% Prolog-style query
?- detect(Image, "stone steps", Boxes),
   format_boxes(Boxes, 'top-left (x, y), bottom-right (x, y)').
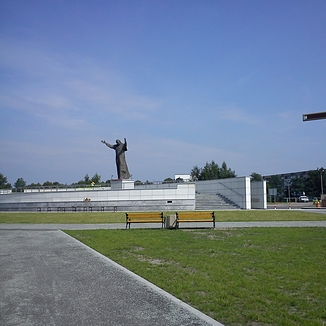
top-left (195, 193), bottom-right (240, 210)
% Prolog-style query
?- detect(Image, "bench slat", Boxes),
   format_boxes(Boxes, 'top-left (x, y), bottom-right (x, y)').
top-left (127, 219), bottom-right (163, 223)
top-left (176, 219), bottom-right (213, 222)
top-left (175, 212), bottom-right (215, 229)
top-left (125, 212), bottom-right (164, 229)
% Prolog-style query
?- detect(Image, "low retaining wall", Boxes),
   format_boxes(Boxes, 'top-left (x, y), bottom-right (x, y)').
top-left (0, 183), bottom-right (196, 212)
top-left (0, 177), bottom-right (268, 211)
top-left (0, 199), bottom-right (195, 212)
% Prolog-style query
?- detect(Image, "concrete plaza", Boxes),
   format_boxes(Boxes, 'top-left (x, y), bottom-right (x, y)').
top-left (1, 218), bottom-right (325, 325)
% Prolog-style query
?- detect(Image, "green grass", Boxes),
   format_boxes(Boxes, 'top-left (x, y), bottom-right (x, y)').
top-left (0, 212), bottom-right (126, 224)
top-left (66, 228), bottom-right (326, 326)
top-left (0, 210), bottom-right (325, 223)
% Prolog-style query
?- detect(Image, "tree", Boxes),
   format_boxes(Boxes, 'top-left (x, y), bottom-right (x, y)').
top-left (42, 181), bottom-right (61, 187)
top-left (0, 173), bottom-right (11, 189)
top-left (291, 177), bottom-right (306, 197)
top-left (163, 177), bottom-right (174, 184)
top-left (14, 178), bottom-right (26, 190)
top-left (250, 172), bottom-right (262, 182)
top-left (190, 161), bottom-right (236, 181)
top-left (304, 168), bottom-right (326, 197)
top-left (220, 161), bottom-right (236, 179)
top-left (267, 175), bottom-right (284, 201)
top-left (29, 182), bottom-right (41, 187)
top-left (75, 174), bottom-right (90, 185)
top-left (190, 165), bottom-right (201, 181)
top-left (75, 173), bottom-right (101, 185)
top-left (91, 173), bottom-right (101, 184)
top-left (84, 174), bottom-right (90, 184)
top-left (201, 161), bottom-right (220, 180)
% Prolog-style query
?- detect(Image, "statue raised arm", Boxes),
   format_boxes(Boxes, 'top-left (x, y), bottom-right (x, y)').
top-left (101, 138), bottom-right (131, 179)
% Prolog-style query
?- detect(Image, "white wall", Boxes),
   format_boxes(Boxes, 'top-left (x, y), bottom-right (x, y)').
top-left (0, 183), bottom-right (196, 204)
top-left (251, 181), bottom-right (267, 209)
top-left (0, 178), bottom-right (267, 211)
top-left (0, 189), bottom-right (12, 194)
top-left (195, 177), bottom-right (251, 209)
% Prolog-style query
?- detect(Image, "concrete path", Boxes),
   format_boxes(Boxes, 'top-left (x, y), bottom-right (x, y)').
top-left (1, 219), bottom-right (326, 326)
top-left (1, 220), bottom-right (326, 231)
top-left (1, 228), bottom-right (222, 326)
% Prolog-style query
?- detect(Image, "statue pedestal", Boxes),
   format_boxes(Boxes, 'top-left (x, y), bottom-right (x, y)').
top-left (111, 179), bottom-right (134, 190)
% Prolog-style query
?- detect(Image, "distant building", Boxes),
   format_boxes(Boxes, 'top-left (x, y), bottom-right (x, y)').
top-left (263, 170), bottom-right (310, 183)
top-left (264, 170), bottom-right (311, 199)
top-left (174, 174), bottom-right (191, 182)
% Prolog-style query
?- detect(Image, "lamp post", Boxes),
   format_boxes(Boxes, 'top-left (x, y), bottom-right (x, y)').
top-left (285, 179), bottom-right (291, 207)
top-left (320, 168), bottom-right (324, 195)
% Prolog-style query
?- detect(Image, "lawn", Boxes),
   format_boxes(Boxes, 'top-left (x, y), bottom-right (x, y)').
top-left (0, 209), bottom-right (325, 223)
top-left (66, 227), bottom-right (326, 326)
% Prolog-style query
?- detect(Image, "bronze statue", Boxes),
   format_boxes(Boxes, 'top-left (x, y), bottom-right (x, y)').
top-left (101, 138), bottom-right (131, 179)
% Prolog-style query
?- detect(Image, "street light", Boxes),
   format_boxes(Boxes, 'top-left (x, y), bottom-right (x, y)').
top-left (320, 168), bottom-right (324, 195)
top-left (285, 179), bottom-right (291, 203)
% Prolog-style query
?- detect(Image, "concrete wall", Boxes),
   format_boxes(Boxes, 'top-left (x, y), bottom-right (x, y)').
top-left (251, 181), bottom-right (267, 209)
top-left (0, 183), bottom-right (196, 212)
top-left (0, 177), bottom-right (268, 211)
top-left (195, 177), bottom-right (252, 209)
top-left (23, 187), bottom-right (109, 193)
top-left (0, 189), bottom-right (12, 194)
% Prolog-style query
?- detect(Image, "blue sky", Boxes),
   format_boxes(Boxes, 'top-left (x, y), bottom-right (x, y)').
top-left (1, 0), bottom-right (325, 185)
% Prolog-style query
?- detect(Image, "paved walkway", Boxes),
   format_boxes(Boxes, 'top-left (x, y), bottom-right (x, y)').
top-left (1, 219), bottom-right (326, 326)
top-left (1, 227), bottom-right (222, 326)
top-left (1, 220), bottom-right (326, 231)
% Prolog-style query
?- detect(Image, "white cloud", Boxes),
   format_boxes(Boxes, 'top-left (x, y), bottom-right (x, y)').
top-left (0, 37), bottom-right (164, 131)
top-left (65, 78), bottom-right (163, 120)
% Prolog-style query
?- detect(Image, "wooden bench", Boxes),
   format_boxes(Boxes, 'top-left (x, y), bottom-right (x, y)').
top-left (175, 211), bottom-right (215, 229)
top-left (125, 212), bottom-right (165, 229)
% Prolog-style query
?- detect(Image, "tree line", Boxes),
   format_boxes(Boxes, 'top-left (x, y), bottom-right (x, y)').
top-left (0, 173), bottom-right (108, 190)
top-left (267, 168), bottom-right (325, 200)
top-left (1, 164), bottom-right (324, 199)
top-left (190, 160), bottom-right (236, 180)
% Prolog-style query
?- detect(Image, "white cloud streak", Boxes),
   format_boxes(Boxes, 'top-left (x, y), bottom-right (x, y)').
top-left (0, 37), bottom-right (163, 131)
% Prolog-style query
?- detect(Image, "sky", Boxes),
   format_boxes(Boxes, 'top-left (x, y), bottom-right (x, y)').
top-left (0, 0), bottom-right (325, 185)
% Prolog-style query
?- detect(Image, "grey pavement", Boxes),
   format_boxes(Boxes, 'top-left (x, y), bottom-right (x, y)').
top-left (1, 227), bottom-right (222, 326)
top-left (1, 218), bottom-right (326, 326)
top-left (1, 219), bottom-right (326, 231)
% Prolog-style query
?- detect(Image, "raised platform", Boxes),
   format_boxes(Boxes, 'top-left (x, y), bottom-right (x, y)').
top-left (0, 177), bottom-right (267, 211)
top-left (0, 199), bottom-right (195, 212)
top-left (111, 179), bottom-right (135, 190)
top-left (0, 183), bottom-right (196, 212)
